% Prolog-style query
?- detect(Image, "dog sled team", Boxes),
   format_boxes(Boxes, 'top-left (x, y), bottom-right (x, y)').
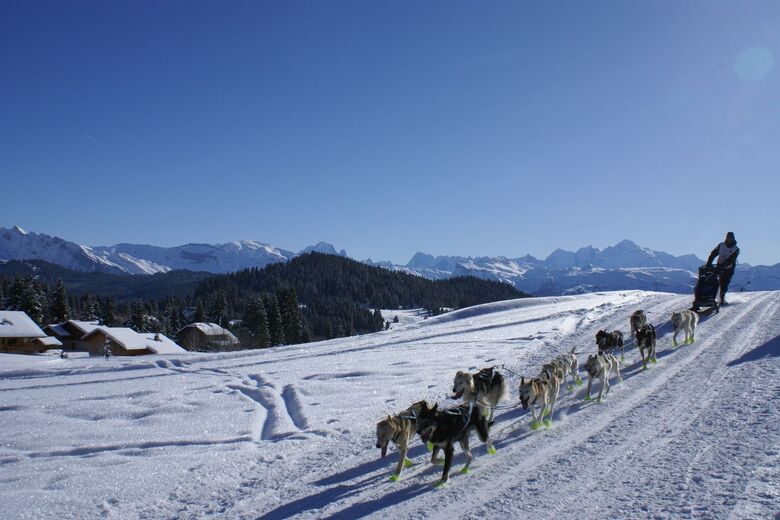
top-left (376, 306), bottom-right (701, 486)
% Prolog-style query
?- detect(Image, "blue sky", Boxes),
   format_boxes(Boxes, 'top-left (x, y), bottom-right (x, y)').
top-left (1, 1), bottom-right (778, 265)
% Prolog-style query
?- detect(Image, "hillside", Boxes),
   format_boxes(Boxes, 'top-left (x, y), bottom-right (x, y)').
top-left (196, 252), bottom-right (526, 312)
top-left (0, 259), bottom-right (212, 301)
top-left (1, 290), bottom-right (777, 518)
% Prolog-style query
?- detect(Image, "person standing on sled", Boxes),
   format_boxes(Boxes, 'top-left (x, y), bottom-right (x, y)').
top-left (706, 231), bottom-right (739, 305)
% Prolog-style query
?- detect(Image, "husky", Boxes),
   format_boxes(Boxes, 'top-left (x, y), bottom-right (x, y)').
top-left (541, 360), bottom-right (566, 396)
top-left (671, 309), bottom-right (698, 347)
top-left (583, 352), bottom-right (622, 403)
top-left (630, 310), bottom-right (647, 339)
top-left (376, 400), bottom-right (428, 481)
top-left (452, 367), bottom-right (507, 423)
top-left (518, 374), bottom-right (558, 430)
top-left (415, 402), bottom-right (492, 486)
top-left (635, 323), bottom-right (657, 369)
top-left (547, 346), bottom-right (581, 390)
top-left (596, 329), bottom-right (625, 360)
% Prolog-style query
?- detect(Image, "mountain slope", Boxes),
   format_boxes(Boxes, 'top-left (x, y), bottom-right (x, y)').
top-left (1, 290), bottom-right (777, 518)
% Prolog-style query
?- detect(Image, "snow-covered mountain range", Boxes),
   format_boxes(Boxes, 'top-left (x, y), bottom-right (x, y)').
top-left (0, 226), bottom-right (297, 275)
top-left (2, 225), bottom-right (779, 293)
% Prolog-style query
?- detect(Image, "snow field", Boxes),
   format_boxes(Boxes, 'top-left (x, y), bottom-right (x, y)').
top-left (0, 290), bottom-right (777, 519)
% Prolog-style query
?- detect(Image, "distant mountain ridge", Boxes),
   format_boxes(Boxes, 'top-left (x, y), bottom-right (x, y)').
top-left (2, 226), bottom-right (778, 294)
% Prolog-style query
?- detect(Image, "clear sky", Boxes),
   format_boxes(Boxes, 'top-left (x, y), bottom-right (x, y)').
top-left (1, 1), bottom-right (778, 265)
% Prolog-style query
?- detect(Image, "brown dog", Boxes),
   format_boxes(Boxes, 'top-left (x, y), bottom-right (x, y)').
top-left (375, 400), bottom-right (427, 481)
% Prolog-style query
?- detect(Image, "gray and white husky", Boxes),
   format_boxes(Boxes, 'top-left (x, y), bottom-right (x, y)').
top-left (671, 309), bottom-right (698, 347)
top-left (583, 352), bottom-right (622, 403)
top-left (452, 367), bottom-right (507, 423)
top-left (542, 346), bottom-right (581, 392)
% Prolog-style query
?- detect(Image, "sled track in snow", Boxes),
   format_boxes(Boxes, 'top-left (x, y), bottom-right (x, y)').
top-left (300, 292), bottom-right (779, 519)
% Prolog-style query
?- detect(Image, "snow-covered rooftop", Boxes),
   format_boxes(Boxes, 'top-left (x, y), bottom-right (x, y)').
top-left (82, 327), bottom-right (186, 354)
top-left (0, 311), bottom-right (46, 338)
top-left (43, 324), bottom-right (70, 337)
top-left (32, 336), bottom-right (62, 347)
top-left (66, 320), bottom-right (101, 336)
top-left (180, 322), bottom-right (238, 340)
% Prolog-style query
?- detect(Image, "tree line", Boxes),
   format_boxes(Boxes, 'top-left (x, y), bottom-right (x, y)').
top-left (1, 253), bottom-right (526, 350)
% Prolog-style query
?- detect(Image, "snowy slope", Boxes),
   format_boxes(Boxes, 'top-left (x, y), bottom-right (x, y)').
top-left (1, 290), bottom-right (777, 519)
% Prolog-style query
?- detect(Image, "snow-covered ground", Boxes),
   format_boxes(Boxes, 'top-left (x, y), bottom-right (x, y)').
top-left (1, 291), bottom-right (778, 519)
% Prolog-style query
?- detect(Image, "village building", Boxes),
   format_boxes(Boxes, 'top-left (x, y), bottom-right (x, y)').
top-left (81, 327), bottom-right (186, 356)
top-left (43, 320), bottom-right (100, 351)
top-left (176, 322), bottom-right (239, 350)
top-left (0, 311), bottom-right (62, 354)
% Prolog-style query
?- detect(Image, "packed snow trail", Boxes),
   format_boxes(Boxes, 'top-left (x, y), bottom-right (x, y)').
top-left (0, 291), bottom-right (777, 519)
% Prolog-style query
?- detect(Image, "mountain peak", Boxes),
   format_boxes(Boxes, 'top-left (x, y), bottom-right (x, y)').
top-left (11, 225), bottom-right (27, 235)
top-left (614, 239), bottom-right (639, 250)
top-left (299, 242), bottom-right (347, 257)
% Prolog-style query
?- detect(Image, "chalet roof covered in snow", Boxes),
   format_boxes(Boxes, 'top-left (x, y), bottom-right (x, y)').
top-left (32, 336), bottom-right (63, 346)
top-left (178, 322), bottom-right (238, 341)
top-left (82, 327), bottom-right (186, 354)
top-left (43, 323), bottom-right (70, 337)
top-left (0, 311), bottom-right (47, 338)
top-left (67, 320), bottom-right (101, 336)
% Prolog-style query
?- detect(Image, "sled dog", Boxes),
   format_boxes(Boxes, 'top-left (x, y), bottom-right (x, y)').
top-left (548, 346), bottom-right (580, 389)
top-left (519, 374), bottom-right (558, 429)
top-left (452, 367), bottom-right (507, 423)
top-left (635, 323), bottom-right (657, 369)
top-left (671, 309), bottom-right (698, 347)
top-left (376, 400), bottom-right (428, 481)
top-left (583, 352), bottom-right (622, 403)
top-left (630, 310), bottom-right (647, 339)
top-left (415, 402), bottom-right (492, 486)
top-left (596, 329), bottom-right (625, 359)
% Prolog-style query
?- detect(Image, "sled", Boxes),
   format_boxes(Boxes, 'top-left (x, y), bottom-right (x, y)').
top-left (691, 265), bottom-right (720, 315)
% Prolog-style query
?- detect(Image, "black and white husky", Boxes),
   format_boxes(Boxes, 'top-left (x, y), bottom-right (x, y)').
top-left (671, 309), bottom-right (698, 347)
top-left (596, 329), bottom-right (625, 360)
top-left (635, 323), bottom-right (657, 369)
top-left (415, 402), bottom-right (492, 486)
top-left (583, 352), bottom-right (622, 403)
top-left (630, 310), bottom-right (647, 339)
top-left (452, 367), bottom-right (507, 423)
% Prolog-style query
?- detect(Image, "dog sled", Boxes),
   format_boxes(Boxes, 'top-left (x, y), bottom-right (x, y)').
top-left (691, 265), bottom-right (720, 315)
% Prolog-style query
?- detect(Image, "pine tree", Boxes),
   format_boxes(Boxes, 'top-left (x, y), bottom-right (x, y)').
top-left (81, 295), bottom-right (100, 321)
top-left (177, 308), bottom-right (187, 330)
top-left (18, 279), bottom-right (44, 324)
top-left (264, 295), bottom-right (285, 346)
top-left (167, 302), bottom-right (183, 335)
top-left (130, 301), bottom-right (147, 332)
top-left (242, 297), bottom-right (270, 348)
top-left (101, 297), bottom-right (116, 326)
top-left (279, 288), bottom-right (304, 345)
top-left (209, 290), bottom-right (228, 326)
top-left (49, 280), bottom-right (70, 322)
top-left (9, 277), bottom-right (26, 308)
top-left (194, 301), bottom-right (206, 323)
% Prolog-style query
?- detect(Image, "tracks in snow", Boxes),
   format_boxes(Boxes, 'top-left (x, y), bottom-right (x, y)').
top-left (228, 375), bottom-right (316, 441)
top-left (303, 292), bottom-right (779, 519)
